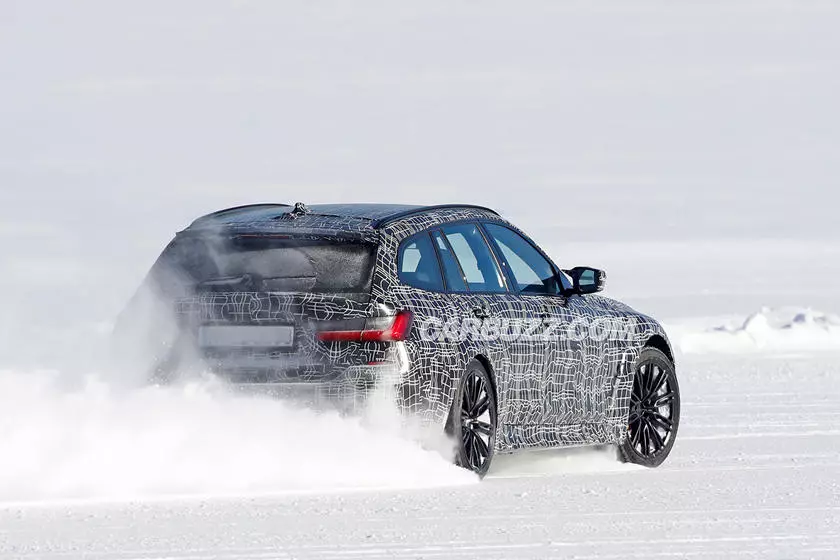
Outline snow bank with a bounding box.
[0,370,475,504]
[674,307,840,355]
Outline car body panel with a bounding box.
[128,203,675,454]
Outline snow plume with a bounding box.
[0,368,474,505]
[0,232,474,505]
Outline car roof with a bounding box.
[190,202,500,230]
[308,203,423,221]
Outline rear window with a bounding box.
[155,235,376,294]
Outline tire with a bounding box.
[446,360,498,478]
[619,347,681,468]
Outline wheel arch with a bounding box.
[443,353,500,437]
[644,334,674,364]
[473,353,499,404]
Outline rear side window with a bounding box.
[398,233,445,291]
[441,223,507,293]
[431,230,468,292]
[157,235,376,294]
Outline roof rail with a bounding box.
[371,204,500,228]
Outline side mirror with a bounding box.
[565,267,606,295]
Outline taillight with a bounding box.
[317,310,414,342]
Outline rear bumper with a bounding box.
[195,342,448,424]
[214,362,403,413]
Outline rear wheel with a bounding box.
[447,360,497,477]
[619,347,680,467]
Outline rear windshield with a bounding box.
[154,234,376,294]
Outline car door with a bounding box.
[431,223,544,429]
[481,222,595,427]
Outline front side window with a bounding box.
[483,223,562,295]
[441,223,507,293]
[398,233,445,291]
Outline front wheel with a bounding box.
[619,347,681,468]
[447,360,498,478]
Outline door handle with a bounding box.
[472,306,490,319]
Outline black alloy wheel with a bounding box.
[449,360,497,477]
[619,347,681,467]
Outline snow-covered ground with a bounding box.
[2,1,840,558]
[2,353,839,558]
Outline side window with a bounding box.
[431,230,468,292]
[441,223,507,293]
[483,223,562,295]
[398,233,444,291]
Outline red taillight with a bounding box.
[377,310,413,341]
[316,330,366,342]
[317,311,414,342]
